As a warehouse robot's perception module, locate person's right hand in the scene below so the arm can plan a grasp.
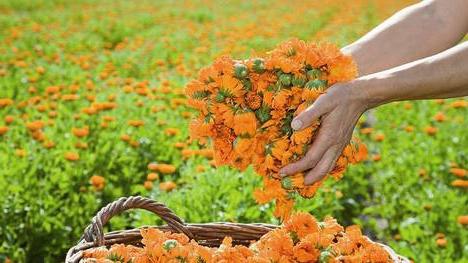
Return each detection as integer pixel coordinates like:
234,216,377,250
279,80,371,185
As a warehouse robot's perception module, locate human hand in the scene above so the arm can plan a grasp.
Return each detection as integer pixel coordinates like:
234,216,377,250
279,80,370,185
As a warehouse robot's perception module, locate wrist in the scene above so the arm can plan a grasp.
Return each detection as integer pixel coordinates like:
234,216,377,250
350,75,391,110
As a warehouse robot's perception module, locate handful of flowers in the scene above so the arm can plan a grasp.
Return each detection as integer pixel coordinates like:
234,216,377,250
186,39,367,219
82,213,392,263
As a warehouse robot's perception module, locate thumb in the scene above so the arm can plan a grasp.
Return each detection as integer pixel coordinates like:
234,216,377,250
291,99,329,131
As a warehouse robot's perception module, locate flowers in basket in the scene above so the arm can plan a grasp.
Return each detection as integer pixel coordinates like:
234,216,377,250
82,213,392,263
186,39,367,219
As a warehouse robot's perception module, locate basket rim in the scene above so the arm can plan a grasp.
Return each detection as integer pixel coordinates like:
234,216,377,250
65,196,409,263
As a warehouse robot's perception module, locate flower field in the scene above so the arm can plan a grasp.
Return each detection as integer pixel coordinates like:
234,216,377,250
0,0,466,262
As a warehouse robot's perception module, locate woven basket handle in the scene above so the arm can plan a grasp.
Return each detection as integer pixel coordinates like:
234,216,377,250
82,196,194,246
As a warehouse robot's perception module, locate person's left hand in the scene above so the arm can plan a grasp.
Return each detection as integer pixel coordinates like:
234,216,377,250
279,80,370,185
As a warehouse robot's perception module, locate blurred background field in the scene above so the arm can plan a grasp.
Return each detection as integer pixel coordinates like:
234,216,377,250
0,0,466,262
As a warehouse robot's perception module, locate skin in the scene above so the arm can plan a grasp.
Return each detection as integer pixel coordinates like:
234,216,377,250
280,0,468,185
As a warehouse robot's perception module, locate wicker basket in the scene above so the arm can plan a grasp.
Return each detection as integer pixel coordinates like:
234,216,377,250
66,196,409,263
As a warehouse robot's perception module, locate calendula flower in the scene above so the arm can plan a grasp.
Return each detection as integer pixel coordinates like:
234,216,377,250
148,163,176,174
147,173,159,181
0,126,8,136
159,181,177,192
457,215,468,225
373,133,385,142
424,126,438,136
436,238,447,248
0,98,14,108
450,100,467,108
90,175,105,191
72,126,89,138
144,181,153,190
433,112,446,122
450,168,466,177
451,179,468,188
186,39,362,219
26,120,45,131
165,128,179,136
64,152,80,161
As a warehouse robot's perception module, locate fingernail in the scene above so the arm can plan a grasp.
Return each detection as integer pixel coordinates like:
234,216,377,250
291,119,302,130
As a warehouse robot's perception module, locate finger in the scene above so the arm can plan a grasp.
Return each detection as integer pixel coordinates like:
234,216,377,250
291,99,330,131
304,146,341,185
279,130,333,176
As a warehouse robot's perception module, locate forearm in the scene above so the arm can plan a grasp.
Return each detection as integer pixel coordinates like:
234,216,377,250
355,41,468,108
342,0,468,76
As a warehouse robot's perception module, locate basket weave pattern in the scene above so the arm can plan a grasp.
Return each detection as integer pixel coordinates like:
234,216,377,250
66,196,409,263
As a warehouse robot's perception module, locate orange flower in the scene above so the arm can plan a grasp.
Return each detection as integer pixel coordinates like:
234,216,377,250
148,163,176,174
0,126,8,136
404,125,414,132
165,128,179,136
72,126,89,138
128,119,145,127
450,168,466,177
4,115,14,124
360,127,373,135
424,126,437,136
373,133,385,142
0,98,14,108
457,215,468,225
26,120,45,131
233,111,257,136
436,238,447,248
64,152,80,161
147,173,159,181
433,112,446,122
159,181,177,192
15,149,27,157
144,181,153,191
450,100,467,108
120,134,131,142
451,179,468,188
90,175,105,191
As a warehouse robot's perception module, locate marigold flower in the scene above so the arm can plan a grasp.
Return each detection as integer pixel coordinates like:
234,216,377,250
26,120,45,131
72,127,89,138
15,149,27,157
433,112,446,122
144,181,153,191
90,175,105,191
451,179,468,188
186,39,362,219
360,127,373,135
457,215,468,225
128,119,144,127
450,168,466,178
147,173,159,181
120,134,131,142
450,100,467,108
0,98,14,108
436,238,447,248
165,128,179,136
0,126,8,136
159,181,177,192
64,152,80,161
373,133,385,142
404,125,414,133
148,163,176,174
4,115,14,124
424,126,437,136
